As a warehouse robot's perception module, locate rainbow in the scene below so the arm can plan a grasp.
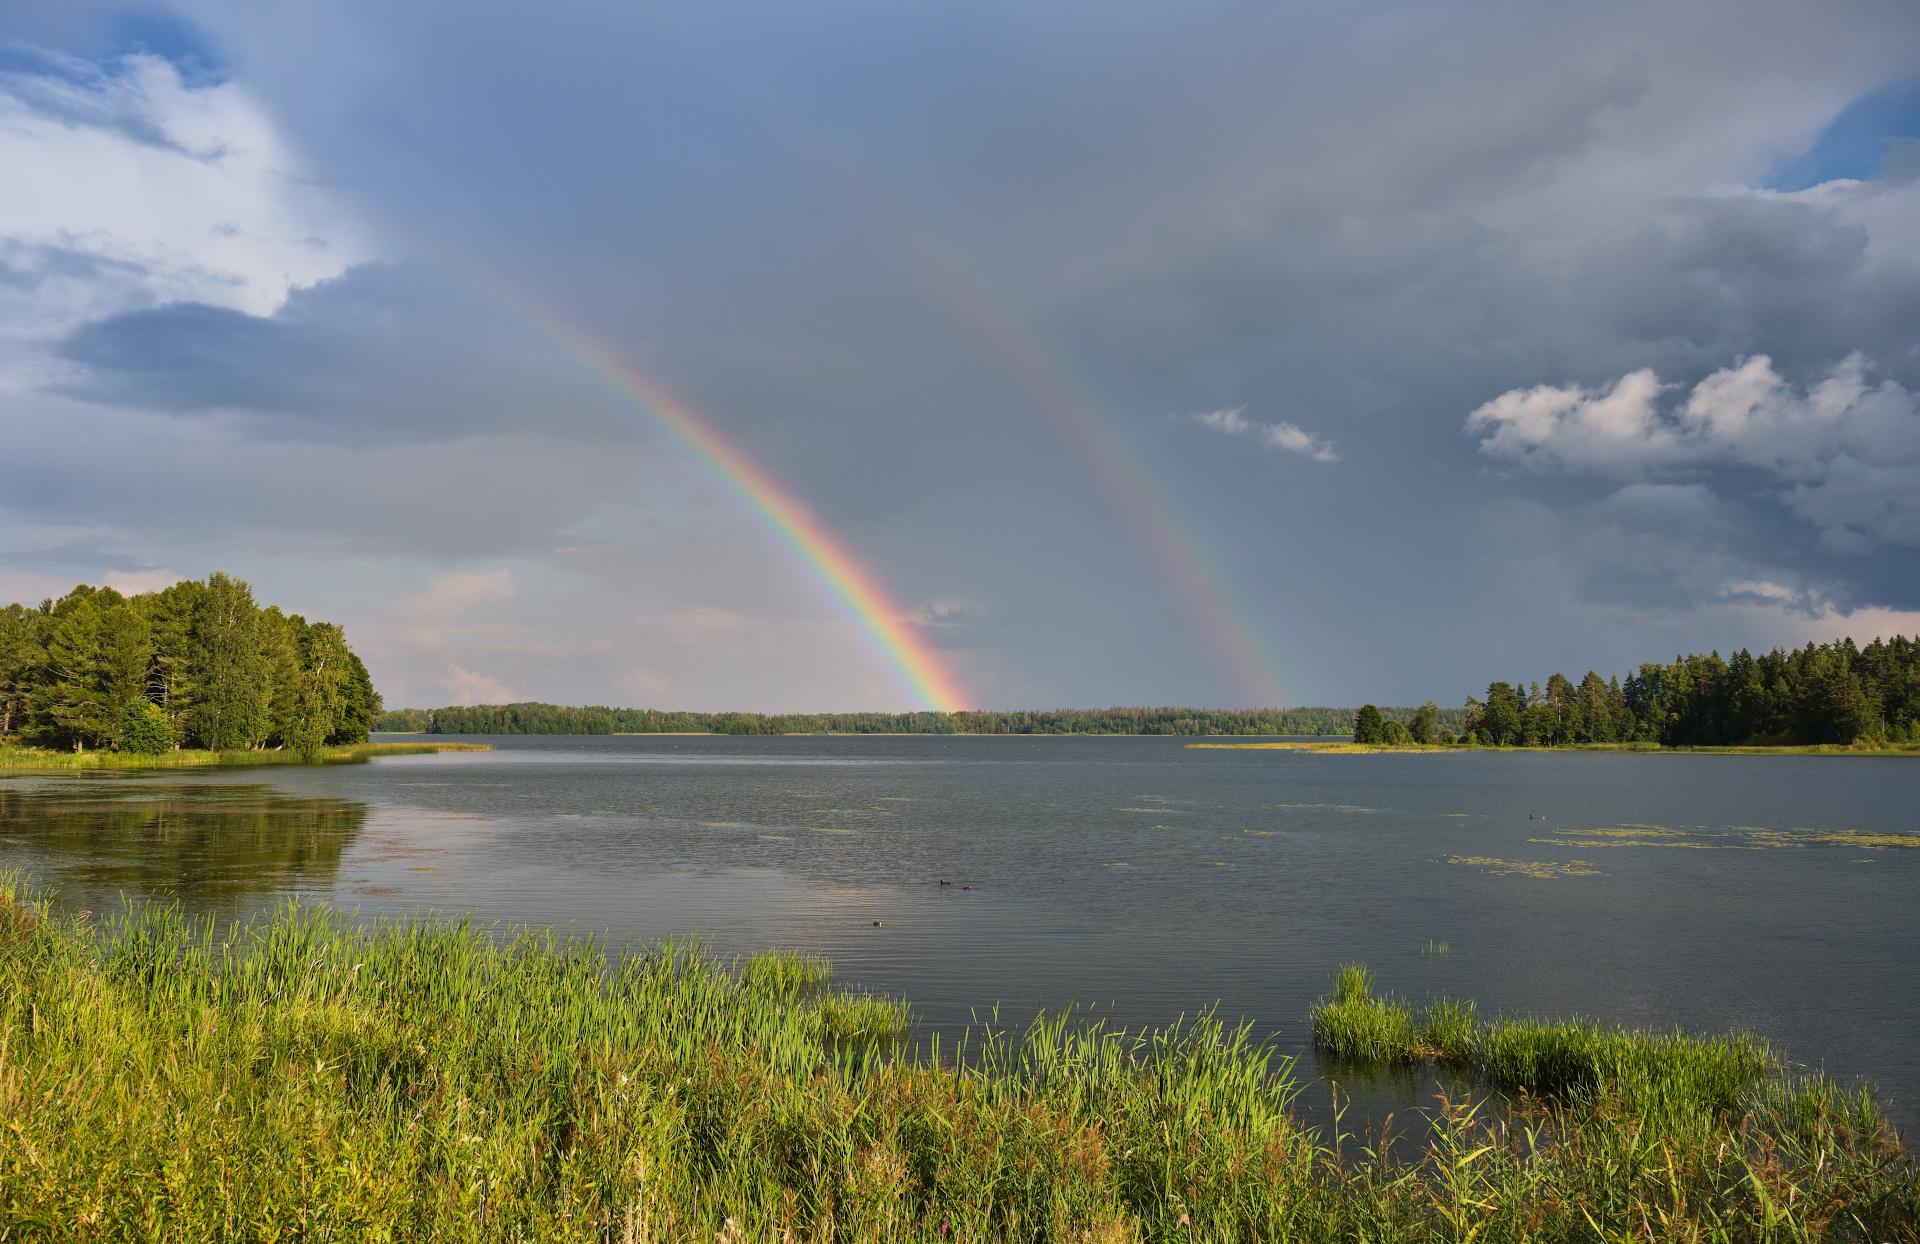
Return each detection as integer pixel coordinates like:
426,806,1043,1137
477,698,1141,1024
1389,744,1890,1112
503,300,971,713
930,280,1288,706
711,88,1291,706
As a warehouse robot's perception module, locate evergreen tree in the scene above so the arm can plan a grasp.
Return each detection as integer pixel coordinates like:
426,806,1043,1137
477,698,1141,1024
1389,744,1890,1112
1480,682,1522,746
142,579,202,743
0,573,378,755
1573,672,1614,743
121,700,177,755
1352,704,1386,744
0,603,39,739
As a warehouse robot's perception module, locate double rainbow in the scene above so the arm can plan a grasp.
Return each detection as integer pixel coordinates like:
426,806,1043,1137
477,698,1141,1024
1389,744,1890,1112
512,303,970,713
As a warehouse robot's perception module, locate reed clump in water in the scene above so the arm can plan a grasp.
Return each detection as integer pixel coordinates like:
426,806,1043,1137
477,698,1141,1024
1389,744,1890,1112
1314,964,1782,1117
1309,963,1419,1063
1,879,1914,1241
738,947,833,995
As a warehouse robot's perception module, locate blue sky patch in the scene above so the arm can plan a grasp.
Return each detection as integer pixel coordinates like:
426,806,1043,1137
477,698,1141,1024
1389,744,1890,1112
1767,78,1920,190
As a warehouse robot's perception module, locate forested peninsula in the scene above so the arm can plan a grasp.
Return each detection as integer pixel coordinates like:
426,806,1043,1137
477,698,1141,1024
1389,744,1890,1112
376,703,1469,736
0,574,381,757
1345,634,1920,749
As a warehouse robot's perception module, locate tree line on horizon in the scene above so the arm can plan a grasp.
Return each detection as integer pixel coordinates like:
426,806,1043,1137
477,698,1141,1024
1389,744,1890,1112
1352,635,1920,747
375,703,1468,737
0,574,381,755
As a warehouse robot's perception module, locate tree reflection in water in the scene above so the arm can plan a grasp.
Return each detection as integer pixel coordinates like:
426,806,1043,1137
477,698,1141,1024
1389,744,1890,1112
0,782,367,914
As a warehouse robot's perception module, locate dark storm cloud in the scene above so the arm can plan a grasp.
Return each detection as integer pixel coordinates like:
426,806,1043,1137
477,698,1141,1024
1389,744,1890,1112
55,262,631,443
11,0,1920,705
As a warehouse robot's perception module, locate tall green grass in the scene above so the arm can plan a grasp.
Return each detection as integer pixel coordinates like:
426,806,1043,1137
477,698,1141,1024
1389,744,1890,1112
2,882,1914,1240
738,947,833,996
1309,963,1419,1063
0,740,488,772
1314,964,1788,1119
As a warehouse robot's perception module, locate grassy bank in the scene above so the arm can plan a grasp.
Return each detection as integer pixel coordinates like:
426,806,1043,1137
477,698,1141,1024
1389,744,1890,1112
0,884,1912,1240
1190,739,1920,756
0,740,489,773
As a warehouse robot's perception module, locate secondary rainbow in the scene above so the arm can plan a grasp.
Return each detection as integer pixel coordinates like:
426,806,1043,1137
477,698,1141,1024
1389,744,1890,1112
505,300,971,713
724,91,1292,705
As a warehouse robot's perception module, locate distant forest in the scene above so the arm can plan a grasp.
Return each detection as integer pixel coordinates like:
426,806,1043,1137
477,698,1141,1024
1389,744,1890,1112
381,635,1920,747
0,574,380,754
376,704,1467,737
1452,636,1920,747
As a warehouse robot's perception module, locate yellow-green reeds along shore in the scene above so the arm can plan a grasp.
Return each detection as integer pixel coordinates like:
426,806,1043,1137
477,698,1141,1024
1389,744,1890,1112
0,740,489,773
0,880,1914,1241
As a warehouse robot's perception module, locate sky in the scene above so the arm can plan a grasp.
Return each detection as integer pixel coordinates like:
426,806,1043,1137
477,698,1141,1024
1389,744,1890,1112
3,2,1920,711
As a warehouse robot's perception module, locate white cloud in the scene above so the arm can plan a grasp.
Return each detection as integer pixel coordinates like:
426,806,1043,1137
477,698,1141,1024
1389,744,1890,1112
1719,578,1798,604
1464,369,1679,475
1189,406,1339,463
1190,406,1250,435
0,46,369,383
1259,421,1341,463
441,663,517,706
1467,353,1920,549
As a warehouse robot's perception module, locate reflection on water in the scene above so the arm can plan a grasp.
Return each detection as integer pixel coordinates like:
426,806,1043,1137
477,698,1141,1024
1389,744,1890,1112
2,735,1919,1139
0,781,366,913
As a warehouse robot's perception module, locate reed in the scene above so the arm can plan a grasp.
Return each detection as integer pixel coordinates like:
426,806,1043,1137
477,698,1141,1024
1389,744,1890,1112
0,740,489,772
2,881,1914,1240
1309,963,1420,1064
1416,997,1478,1061
1313,964,1778,1117
739,947,833,995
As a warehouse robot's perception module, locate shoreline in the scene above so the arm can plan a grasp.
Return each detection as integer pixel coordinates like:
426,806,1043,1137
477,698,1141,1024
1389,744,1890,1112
0,740,490,774
1190,739,1920,757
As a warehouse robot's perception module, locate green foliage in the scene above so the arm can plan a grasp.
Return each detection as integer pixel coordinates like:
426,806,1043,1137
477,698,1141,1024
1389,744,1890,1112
119,700,176,755
1,887,1913,1240
1310,964,1420,1063
0,573,378,755
1351,703,1386,744
1473,680,1523,746
1417,998,1478,1061
1459,635,1920,749
740,948,833,996
1409,700,1438,744
185,572,270,751
1315,964,1781,1121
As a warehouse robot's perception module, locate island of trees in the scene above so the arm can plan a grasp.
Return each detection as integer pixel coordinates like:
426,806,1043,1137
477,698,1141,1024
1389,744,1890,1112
376,703,1471,737
1349,634,1920,748
0,574,380,756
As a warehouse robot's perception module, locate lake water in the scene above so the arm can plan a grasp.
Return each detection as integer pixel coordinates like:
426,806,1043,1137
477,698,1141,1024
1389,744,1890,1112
4,734,1917,1132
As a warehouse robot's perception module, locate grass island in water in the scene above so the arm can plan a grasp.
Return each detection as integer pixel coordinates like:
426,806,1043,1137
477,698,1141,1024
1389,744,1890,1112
0,879,1912,1241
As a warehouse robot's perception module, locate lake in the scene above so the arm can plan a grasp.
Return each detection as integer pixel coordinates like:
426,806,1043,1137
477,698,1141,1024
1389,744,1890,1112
3,733,1916,1132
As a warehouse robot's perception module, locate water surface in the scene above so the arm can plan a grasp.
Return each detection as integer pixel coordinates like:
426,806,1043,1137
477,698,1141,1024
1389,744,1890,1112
4,734,1915,1131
